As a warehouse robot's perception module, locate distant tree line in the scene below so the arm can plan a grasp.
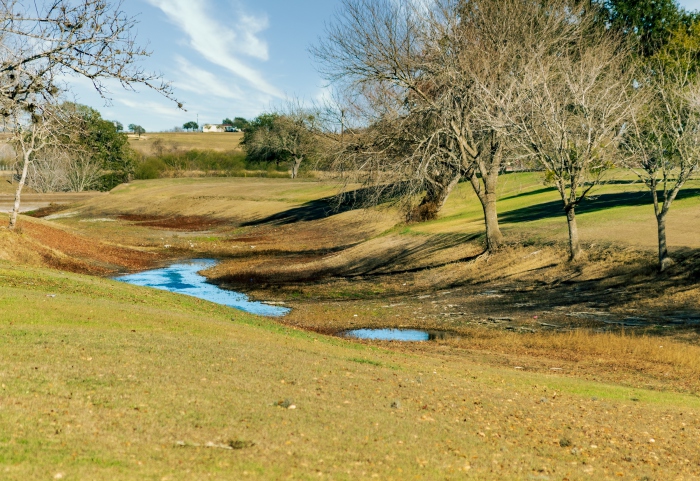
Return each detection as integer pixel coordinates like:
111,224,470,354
223,117,250,130
183,121,199,132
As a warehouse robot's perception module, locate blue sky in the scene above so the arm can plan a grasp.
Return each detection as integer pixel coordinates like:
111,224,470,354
69,0,700,132
69,0,341,132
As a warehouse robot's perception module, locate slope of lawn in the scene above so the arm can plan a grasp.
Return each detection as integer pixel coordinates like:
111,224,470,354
1,262,699,480
3,173,700,479
412,171,700,249
51,172,700,253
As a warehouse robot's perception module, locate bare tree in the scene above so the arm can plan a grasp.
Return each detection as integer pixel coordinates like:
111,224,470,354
7,96,74,229
328,102,473,221
0,0,177,228
26,145,103,194
506,14,638,260
27,147,70,193
245,103,322,179
314,0,604,253
0,0,177,108
623,53,700,271
314,0,465,222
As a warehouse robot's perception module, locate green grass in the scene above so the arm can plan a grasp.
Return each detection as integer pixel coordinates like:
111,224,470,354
2,262,700,479
70,171,700,252
6,173,700,478
408,171,700,249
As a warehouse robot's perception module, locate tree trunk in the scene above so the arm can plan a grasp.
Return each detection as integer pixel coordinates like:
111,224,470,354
409,169,461,222
471,171,503,253
291,157,302,179
565,206,582,261
9,153,30,230
482,192,502,252
656,211,673,272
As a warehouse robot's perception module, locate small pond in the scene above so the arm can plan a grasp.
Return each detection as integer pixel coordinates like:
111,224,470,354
342,328,458,342
116,259,290,317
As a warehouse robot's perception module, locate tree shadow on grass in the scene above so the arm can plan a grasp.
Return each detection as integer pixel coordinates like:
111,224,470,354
217,232,484,286
241,185,406,226
500,187,557,202
240,197,340,226
343,233,484,278
500,188,700,224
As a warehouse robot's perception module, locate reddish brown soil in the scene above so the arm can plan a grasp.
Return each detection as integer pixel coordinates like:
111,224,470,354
22,221,163,274
117,214,228,231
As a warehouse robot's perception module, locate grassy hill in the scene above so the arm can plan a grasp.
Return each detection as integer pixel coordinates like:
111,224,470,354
2,174,700,478
127,132,244,156
1,262,699,480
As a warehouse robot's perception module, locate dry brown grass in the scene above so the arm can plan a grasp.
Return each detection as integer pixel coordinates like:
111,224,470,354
128,132,243,155
445,328,700,392
221,242,700,395
0,173,24,195
3,175,700,478
2,264,700,479
17,176,700,397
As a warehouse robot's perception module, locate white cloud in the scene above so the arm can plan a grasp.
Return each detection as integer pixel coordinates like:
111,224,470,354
146,0,283,98
119,98,185,120
173,57,247,101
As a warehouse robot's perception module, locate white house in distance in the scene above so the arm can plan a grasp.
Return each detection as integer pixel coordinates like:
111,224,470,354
202,124,225,133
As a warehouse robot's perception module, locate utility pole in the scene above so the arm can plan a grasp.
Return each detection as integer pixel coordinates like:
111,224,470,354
341,109,345,144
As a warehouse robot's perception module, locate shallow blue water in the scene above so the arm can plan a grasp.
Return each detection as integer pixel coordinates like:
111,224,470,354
343,328,431,342
116,259,290,317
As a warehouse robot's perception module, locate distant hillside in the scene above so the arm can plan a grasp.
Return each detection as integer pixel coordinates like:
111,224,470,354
127,132,244,155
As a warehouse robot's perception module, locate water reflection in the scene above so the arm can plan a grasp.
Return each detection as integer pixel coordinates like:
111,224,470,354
116,259,290,317
342,328,458,342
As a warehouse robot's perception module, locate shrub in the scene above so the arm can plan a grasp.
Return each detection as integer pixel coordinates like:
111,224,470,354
135,157,167,179
133,149,292,179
